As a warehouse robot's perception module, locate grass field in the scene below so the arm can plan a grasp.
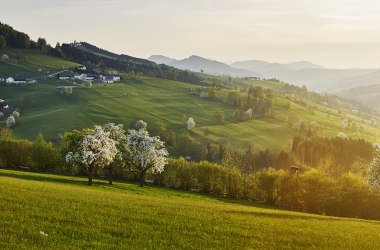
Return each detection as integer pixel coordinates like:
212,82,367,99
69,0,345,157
0,49,78,77
1,169,380,249
1,74,380,152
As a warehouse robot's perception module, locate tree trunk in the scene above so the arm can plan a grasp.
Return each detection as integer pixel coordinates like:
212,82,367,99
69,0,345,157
108,166,113,185
139,172,146,187
88,167,94,186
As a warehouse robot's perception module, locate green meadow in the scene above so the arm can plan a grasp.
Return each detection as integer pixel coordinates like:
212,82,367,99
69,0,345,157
1,74,380,152
0,49,78,77
1,169,380,249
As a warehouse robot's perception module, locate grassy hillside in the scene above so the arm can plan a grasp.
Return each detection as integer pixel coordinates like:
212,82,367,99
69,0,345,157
1,169,380,249
0,49,78,77
1,74,380,152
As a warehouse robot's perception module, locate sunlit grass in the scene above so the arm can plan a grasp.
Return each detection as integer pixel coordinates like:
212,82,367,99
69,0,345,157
1,169,380,249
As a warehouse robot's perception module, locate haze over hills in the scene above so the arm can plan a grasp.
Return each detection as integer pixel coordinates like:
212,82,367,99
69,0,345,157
338,82,380,110
148,55,258,77
150,55,380,93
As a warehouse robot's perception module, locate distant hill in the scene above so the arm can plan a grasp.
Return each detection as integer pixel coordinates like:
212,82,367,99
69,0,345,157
338,83,380,110
148,55,177,65
231,60,323,74
334,70,380,92
148,55,258,77
267,68,375,92
232,59,379,92
150,55,380,92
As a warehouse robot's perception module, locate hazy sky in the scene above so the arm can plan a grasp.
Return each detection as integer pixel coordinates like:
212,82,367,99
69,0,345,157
3,0,380,68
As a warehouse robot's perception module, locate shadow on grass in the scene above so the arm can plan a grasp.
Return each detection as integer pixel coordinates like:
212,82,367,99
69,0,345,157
0,169,145,193
223,210,380,224
0,169,101,186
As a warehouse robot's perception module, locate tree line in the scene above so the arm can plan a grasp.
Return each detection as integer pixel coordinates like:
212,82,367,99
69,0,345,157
2,124,380,220
0,22,63,57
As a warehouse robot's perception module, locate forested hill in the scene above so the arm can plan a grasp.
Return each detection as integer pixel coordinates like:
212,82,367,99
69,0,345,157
76,42,154,65
60,43,210,86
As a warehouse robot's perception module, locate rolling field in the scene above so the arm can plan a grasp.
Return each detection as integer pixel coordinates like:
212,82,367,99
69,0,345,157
1,74,380,152
0,49,78,77
1,169,380,249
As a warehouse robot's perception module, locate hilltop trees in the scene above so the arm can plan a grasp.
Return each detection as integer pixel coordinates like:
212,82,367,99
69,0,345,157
0,35,6,49
37,37,47,50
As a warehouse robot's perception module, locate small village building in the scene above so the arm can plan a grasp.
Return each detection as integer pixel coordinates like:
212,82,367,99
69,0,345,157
86,74,96,81
58,71,74,80
6,77,28,84
102,75,114,83
112,75,121,81
73,74,82,80
14,77,27,83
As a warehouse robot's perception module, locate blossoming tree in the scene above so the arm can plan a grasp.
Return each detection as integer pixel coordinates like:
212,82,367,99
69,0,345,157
102,123,127,184
66,125,118,185
12,111,20,119
6,116,15,128
124,129,168,187
187,117,195,130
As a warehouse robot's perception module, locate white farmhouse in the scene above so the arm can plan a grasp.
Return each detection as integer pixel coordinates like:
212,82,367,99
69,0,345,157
102,75,114,83
6,77,14,83
112,75,121,81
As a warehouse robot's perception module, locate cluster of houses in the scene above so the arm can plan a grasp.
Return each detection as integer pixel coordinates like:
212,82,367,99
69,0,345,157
57,71,121,83
0,76,35,84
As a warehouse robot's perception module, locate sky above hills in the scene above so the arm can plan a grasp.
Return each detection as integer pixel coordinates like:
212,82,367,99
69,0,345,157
3,0,380,69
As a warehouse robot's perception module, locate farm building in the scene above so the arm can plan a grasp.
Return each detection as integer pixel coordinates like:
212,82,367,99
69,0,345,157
101,74,121,82
6,77,27,84
58,71,74,80
102,75,114,83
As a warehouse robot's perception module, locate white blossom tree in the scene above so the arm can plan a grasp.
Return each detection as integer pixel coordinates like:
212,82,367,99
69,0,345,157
124,129,168,187
135,120,147,130
367,148,380,190
6,116,15,128
64,86,73,95
12,111,20,119
66,125,118,185
83,81,92,89
102,123,127,184
187,117,195,130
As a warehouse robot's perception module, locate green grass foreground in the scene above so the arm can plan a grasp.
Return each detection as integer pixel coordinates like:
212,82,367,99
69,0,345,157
1,169,380,249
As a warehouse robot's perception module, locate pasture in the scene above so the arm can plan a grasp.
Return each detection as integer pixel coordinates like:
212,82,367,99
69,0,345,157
1,169,380,249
